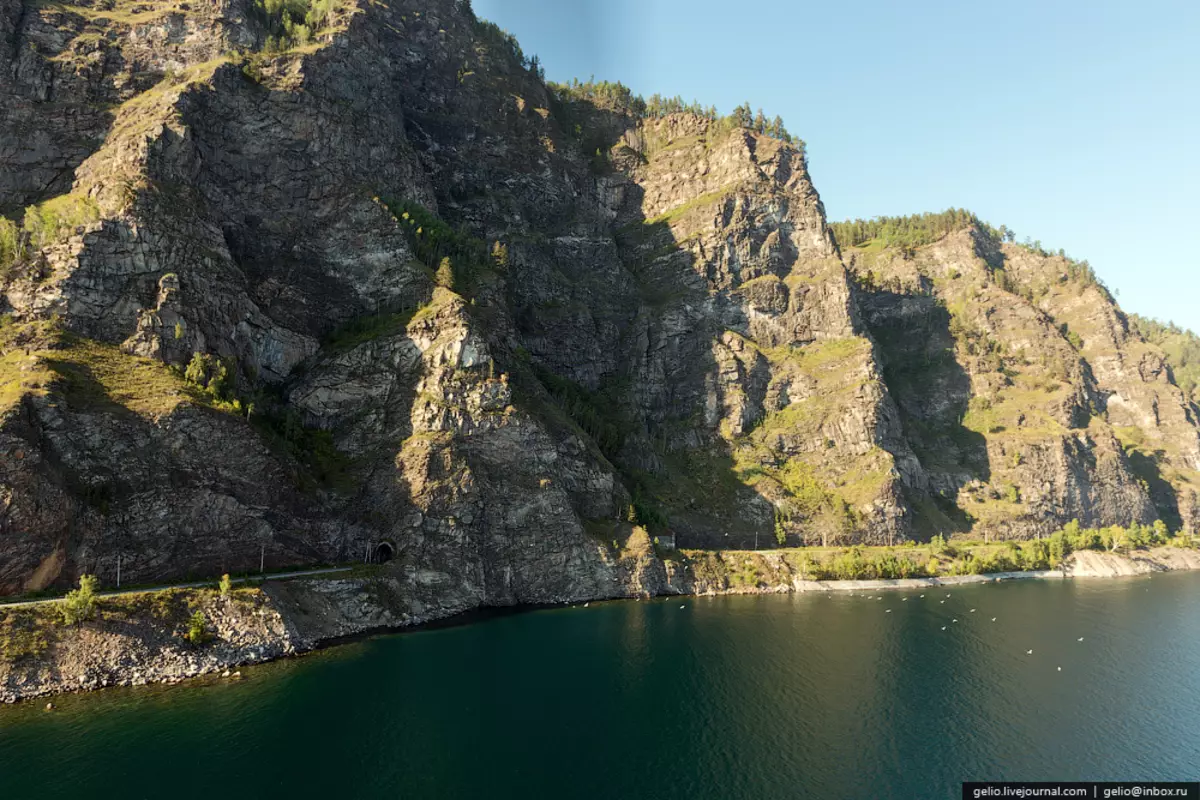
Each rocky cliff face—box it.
[843,229,1200,539]
[2,0,1197,602]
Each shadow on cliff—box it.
[1124,447,1183,531]
[37,354,348,583]
[852,282,989,535]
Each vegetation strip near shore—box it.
[680,520,1195,589]
[3,526,1199,705]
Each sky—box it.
[474,0,1200,331]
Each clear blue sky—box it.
[474,0,1200,331]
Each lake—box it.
[1,573,1198,799]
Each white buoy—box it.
[991,617,997,622]
[1027,649,1033,655]
[679,605,685,609]
[941,626,947,631]
[885,609,892,613]
[1057,667,1062,671]
[970,608,976,612]
[1078,637,1084,642]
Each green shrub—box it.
[1048,532,1068,567]
[23,195,100,251]
[928,534,956,558]
[185,611,210,645]
[59,574,99,626]
[2,196,100,275]
[0,216,20,273]
[219,574,232,599]
[435,256,455,290]
[250,0,338,51]
[184,351,234,402]
[1020,539,1050,570]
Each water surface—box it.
[2,573,1198,799]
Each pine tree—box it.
[436,256,455,290]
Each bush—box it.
[1049,518,1173,556]
[23,195,100,251]
[0,216,20,273]
[219,574,232,599]
[184,352,234,402]
[1020,539,1050,570]
[435,256,455,290]
[59,574,99,626]
[250,0,337,51]
[928,534,956,558]
[2,196,100,275]
[774,510,788,546]
[186,611,210,645]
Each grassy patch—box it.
[1,193,100,273]
[45,335,195,417]
[31,0,187,26]
[1,320,204,418]
[0,607,56,666]
[764,336,869,375]
[645,187,735,227]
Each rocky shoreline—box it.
[2,546,1198,705]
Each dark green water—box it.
[2,574,1199,799]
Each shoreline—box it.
[2,546,1198,706]
[728,568,1066,594]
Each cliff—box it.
[3,0,1199,610]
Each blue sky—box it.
[474,0,1200,331]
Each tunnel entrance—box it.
[373,542,395,564]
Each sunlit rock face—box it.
[1,0,1196,604]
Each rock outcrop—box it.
[3,0,1200,609]
[843,228,1200,539]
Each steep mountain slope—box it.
[2,0,1197,603]
[838,222,1200,537]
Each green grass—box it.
[961,384,1069,439]
[45,335,199,417]
[645,187,735,226]
[0,607,56,666]
[768,336,869,374]
[2,193,100,273]
[32,0,188,25]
